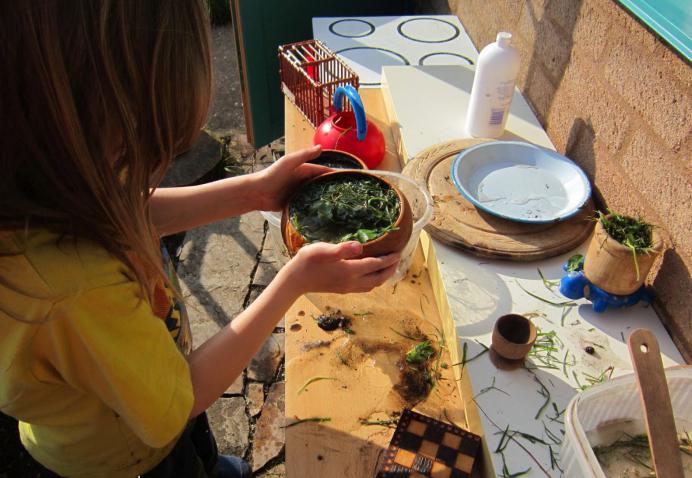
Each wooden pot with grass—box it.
[281,170,413,258]
[583,212,660,295]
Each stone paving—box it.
[175,134,288,477]
[169,23,289,477]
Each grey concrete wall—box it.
[423,0,691,361]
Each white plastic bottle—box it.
[465,32,521,138]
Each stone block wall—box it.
[423,0,691,361]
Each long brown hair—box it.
[0,1,212,300]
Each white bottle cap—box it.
[496,32,512,47]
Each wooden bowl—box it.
[307,149,368,170]
[491,314,537,361]
[281,170,413,258]
[583,215,661,295]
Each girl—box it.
[0,2,400,477]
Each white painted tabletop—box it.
[437,241,683,477]
[380,61,685,477]
[314,16,686,477]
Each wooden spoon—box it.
[628,328,684,478]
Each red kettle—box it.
[313,86,385,169]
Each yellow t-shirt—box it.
[0,229,194,477]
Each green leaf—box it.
[516,281,577,307]
[356,228,379,243]
[566,254,584,272]
[405,341,435,364]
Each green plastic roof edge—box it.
[616,0,691,61]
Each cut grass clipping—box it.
[290,175,400,244]
[597,210,654,281]
[297,376,336,395]
[282,417,331,429]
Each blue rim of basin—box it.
[450,141,592,224]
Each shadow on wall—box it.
[521,0,582,124]
[652,249,692,363]
[558,118,692,362]
[565,118,600,203]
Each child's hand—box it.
[282,241,401,295]
[255,145,329,211]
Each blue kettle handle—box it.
[333,86,367,141]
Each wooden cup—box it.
[491,314,537,361]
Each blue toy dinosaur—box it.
[559,256,652,313]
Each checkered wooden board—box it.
[376,409,481,478]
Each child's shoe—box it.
[214,454,252,478]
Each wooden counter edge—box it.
[284,90,493,477]
[382,82,496,478]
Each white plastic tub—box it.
[260,209,290,265]
[560,366,692,477]
[260,170,433,282]
[369,170,433,282]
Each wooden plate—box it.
[402,139,595,261]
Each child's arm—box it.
[185,240,400,417]
[150,145,327,237]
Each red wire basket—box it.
[278,39,359,128]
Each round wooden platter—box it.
[402,138,595,261]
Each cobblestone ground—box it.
[171,22,289,477]
[176,135,288,477]
[177,26,285,477]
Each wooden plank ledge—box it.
[283,94,475,477]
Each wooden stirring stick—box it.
[628,329,684,478]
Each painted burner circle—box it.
[419,52,473,66]
[335,47,409,86]
[397,17,460,43]
[328,19,375,38]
